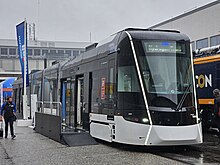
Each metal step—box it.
[61,129,98,147]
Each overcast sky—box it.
[0,0,216,42]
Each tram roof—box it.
[45,28,190,71]
[124,28,189,41]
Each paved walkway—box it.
[0,125,185,165]
[194,129,220,153]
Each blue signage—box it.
[16,21,29,87]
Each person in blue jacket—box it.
[0,96,16,139]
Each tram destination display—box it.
[143,41,185,54]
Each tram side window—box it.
[43,80,50,102]
[34,76,42,101]
[118,66,139,92]
[43,77,57,103]
[91,70,100,113]
[117,36,147,123]
[14,89,19,112]
[33,85,40,95]
[117,35,145,111]
[109,67,114,99]
[27,87,30,106]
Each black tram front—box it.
[90,29,202,145]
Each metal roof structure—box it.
[0,39,91,49]
[150,0,220,29]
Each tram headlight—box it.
[142,118,149,123]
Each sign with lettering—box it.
[101,78,106,100]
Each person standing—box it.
[213,89,220,142]
[0,96,16,139]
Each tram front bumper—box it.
[145,123,203,146]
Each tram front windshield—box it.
[140,40,195,108]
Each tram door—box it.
[62,80,75,128]
[75,76,84,129]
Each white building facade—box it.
[150,0,220,51]
[0,39,91,80]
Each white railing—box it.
[36,101,62,116]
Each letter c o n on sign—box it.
[198,75,205,88]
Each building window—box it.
[42,49,48,56]
[1,48,8,55]
[50,49,56,54]
[9,48,16,55]
[34,49,41,56]
[210,35,220,47]
[57,50,64,54]
[196,38,208,49]
[28,49,33,56]
[73,50,79,56]
[65,50,71,56]
[80,50,85,54]
[190,42,195,51]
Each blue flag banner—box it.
[16,21,29,87]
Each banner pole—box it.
[23,19,27,120]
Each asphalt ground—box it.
[0,125,186,165]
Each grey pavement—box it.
[0,125,185,165]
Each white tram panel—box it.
[90,114,202,146]
[90,123,113,142]
[113,116,149,145]
[146,124,202,146]
[90,113,115,142]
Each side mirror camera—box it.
[117,48,120,54]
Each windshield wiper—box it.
[175,84,192,111]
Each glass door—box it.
[61,80,75,130]
[76,77,84,129]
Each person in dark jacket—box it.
[0,96,16,139]
[213,89,220,142]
